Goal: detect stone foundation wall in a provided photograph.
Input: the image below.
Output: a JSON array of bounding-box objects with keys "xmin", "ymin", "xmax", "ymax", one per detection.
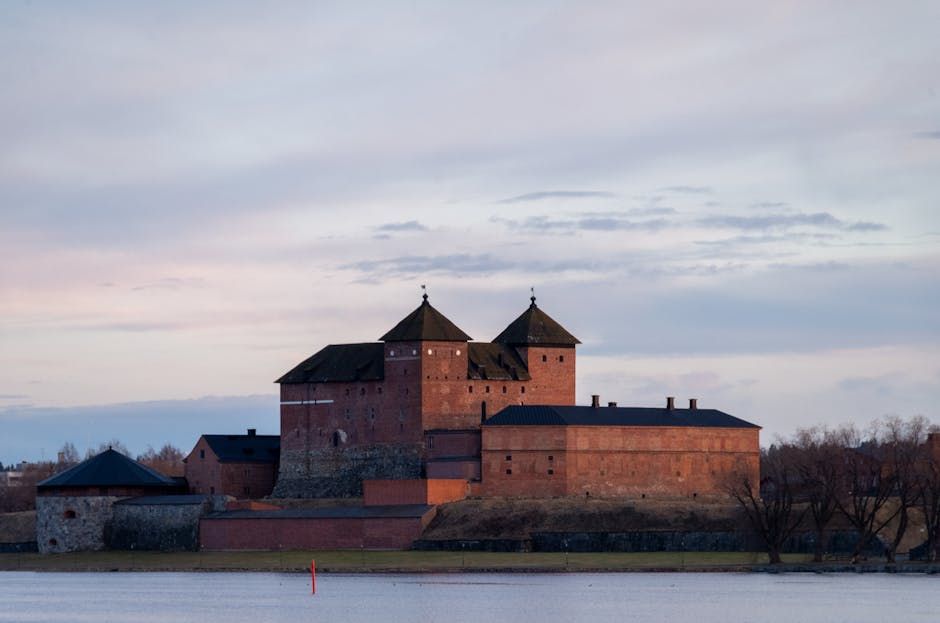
[
  {"xmin": 36, "ymin": 496, "xmax": 118, "ymax": 554},
  {"xmin": 109, "ymin": 502, "xmax": 210, "ymax": 551},
  {"xmin": 272, "ymin": 443, "xmax": 423, "ymax": 498}
]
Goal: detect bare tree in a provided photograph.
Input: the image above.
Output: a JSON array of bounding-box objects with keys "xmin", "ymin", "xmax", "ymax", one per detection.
[
  {"xmin": 57, "ymin": 442, "xmax": 80, "ymax": 467},
  {"xmin": 877, "ymin": 416, "xmax": 929, "ymax": 563},
  {"xmin": 914, "ymin": 431, "xmax": 940, "ymax": 562},
  {"xmin": 86, "ymin": 439, "xmax": 130, "ymax": 458},
  {"xmin": 727, "ymin": 447, "xmax": 806, "ymax": 564},
  {"xmin": 791, "ymin": 427, "xmax": 841, "ymax": 562},
  {"xmin": 137, "ymin": 443, "xmax": 184, "ymax": 477},
  {"xmin": 833, "ymin": 424, "xmax": 900, "ymax": 563}
]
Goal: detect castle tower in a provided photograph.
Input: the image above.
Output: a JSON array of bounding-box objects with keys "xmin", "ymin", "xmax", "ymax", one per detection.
[{"xmin": 492, "ymin": 294, "xmax": 580, "ymax": 405}]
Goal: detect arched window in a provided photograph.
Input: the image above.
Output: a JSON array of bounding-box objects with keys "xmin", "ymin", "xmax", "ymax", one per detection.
[{"xmin": 63, "ymin": 510, "xmax": 77, "ymax": 519}]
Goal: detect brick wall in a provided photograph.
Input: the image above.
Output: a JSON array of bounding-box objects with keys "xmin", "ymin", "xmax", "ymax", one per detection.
[
  {"xmin": 199, "ymin": 512, "xmax": 435, "ymax": 550},
  {"xmin": 481, "ymin": 425, "xmax": 759, "ymax": 498},
  {"xmin": 362, "ymin": 479, "xmax": 467, "ymax": 506}
]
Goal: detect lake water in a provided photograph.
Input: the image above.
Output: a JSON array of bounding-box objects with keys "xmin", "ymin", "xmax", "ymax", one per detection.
[{"xmin": 1, "ymin": 571, "xmax": 938, "ymax": 622}]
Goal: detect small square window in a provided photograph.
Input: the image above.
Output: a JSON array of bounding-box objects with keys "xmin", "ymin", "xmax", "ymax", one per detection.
[
  {"xmin": 506, "ymin": 469, "xmax": 512, "ymax": 475},
  {"xmin": 542, "ymin": 355, "xmax": 547, "ymax": 362},
  {"xmin": 548, "ymin": 455, "xmax": 554, "ymax": 461},
  {"xmin": 559, "ymin": 355, "xmax": 565, "ymax": 362},
  {"xmin": 505, "ymin": 454, "xmax": 512, "ymax": 461},
  {"xmin": 468, "ymin": 386, "xmax": 474, "ymax": 393},
  {"xmin": 548, "ymin": 469, "xmax": 554, "ymax": 475}
]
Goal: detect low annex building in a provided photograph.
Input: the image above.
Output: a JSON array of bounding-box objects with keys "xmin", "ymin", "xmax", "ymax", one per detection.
[
  {"xmin": 481, "ymin": 399, "xmax": 760, "ymax": 498},
  {"xmin": 36, "ymin": 449, "xmax": 185, "ymax": 553},
  {"xmin": 184, "ymin": 429, "xmax": 279, "ymax": 499}
]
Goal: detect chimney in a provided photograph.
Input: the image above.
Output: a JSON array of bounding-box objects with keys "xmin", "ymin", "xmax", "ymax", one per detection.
[
  {"xmin": 666, "ymin": 396, "xmax": 675, "ymax": 410},
  {"xmin": 608, "ymin": 402, "xmax": 617, "ymax": 408},
  {"xmin": 689, "ymin": 398, "xmax": 698, "ymax": 410},
  {"xmin": 591, "ymin": 395, "xmax": 600, "ymax": 408},
  {"xmin": 247, "ymin": 428, "xmax": 257, "ymax": 437}
]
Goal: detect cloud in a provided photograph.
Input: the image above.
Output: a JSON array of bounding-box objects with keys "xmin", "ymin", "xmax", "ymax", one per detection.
[
  {"xmin": 493, "ymin": 213, "xmax": 674, "ymax": 234},
  {"xmin": 375, "ymin": 220, "xmax": 428, "ymax": 232},
  {"xmin": 658, "ymin": 185, "xmax": 713, "ymax": 194},
  {"xmin": 749, "ymin": 201, "xmax": 789, "ymax": 210},
  {"xmin": 913, "ymin": 131, "xmax": 940, "ymax": 140},
  {"xmin": 130, "ymin": 277, "xmax": 206, "ymax": 291},
  {"xmin": 342, "ymin": 253, "xmax": 515, "ymax": 277},
  {"xmin": 497, "ymin": 190, "xmax": 616, "ymax": 204},
  {"xmin": 698, "ymin": 212, "xmax": 888, "ymax": 232}
]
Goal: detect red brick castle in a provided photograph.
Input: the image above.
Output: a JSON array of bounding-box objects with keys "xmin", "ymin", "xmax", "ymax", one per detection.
[
  {"xmin": 273, "ymin": 293, "xmax": 759, "ymax": 499},
  {"xmin": 273, "ymin": 293, "xmax": 579, "ymax": 497}
]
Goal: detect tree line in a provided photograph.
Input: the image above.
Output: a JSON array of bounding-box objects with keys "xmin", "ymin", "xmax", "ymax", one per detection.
[
  {"xmin": 0, "ymin": 441, "xmax": 184, "ymax": 513},
  {"xmin": 728, "ymin": 415, "xmax": 940, "ymax": 563}
]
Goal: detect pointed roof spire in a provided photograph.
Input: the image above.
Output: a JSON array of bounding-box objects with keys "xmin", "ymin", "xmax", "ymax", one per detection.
[
  {"xmin": 421, "ymin": 284, "xmax": 428, "ymax": 303},
  {"xmin": 493, "ymin": 294, "xmax": 580, "ymax": 347},
  {"xmin": 380, "ymin": 292, "xmax": 471, "ymax": 342}
]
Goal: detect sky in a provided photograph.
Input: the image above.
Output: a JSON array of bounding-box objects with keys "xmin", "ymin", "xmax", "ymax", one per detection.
[{"xmin": 1, "ymin": 1, "xmax": 938, "ymax": 464}]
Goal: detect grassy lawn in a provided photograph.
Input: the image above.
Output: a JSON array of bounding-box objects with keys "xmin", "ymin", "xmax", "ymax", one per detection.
[{"xmin": 0, "ymin": 550, "xmax": 814, "ymax": 573}]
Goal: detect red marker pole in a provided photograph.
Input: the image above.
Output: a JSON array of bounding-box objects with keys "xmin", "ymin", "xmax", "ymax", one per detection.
[{"xmin": 311, "ymin": 560, "xmax": 317, "ymax": 595}]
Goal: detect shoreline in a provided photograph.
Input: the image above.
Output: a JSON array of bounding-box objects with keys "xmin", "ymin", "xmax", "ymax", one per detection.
[{"xmin": 2, "ymin": 551, "xmax": 938, "ymax": 574}]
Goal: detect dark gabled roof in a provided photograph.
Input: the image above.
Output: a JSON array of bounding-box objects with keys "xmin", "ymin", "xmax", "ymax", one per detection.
[
  {"xmin": 202, "ymin": 434, "xmax": 280, "ymax": 464},
  {"xmin": 380, "ymin": 296, "xmax": 471, "ymax": 342},
  {"xmin": 37, "ymin": 449, "xmax": 177, "ymax": 490},
  {"xmin": 277, "ymin": 342, "xmax": 384, "ymax": 384},
  {"xmin": 493, "ymin": 298, "xmax": 580, "ymax": 347},
  {"xmin": 484, "ymin": 405, "xmax": 760, "ymax": 429},
  {"xmin": 467, "ymin": 343, "xmax": 531, "ymax": 381}
]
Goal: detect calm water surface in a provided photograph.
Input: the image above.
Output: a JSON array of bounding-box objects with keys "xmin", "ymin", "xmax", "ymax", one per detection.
[{"xmin": 2, "ymin": 571, "xmax": 938, "ymax": 623}]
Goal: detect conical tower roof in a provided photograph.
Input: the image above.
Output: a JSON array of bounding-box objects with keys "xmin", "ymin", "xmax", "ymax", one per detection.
[
  {"xmin": 37, "ymin": 448, "xmax": 177, "ymax": 490},
  {"xmin": 493, "ymin": 295, "xmax": 580, "ymax": 347},
  {"xmin": 380, "ymin": 294, "xmax": 471, "ymax": 342}
]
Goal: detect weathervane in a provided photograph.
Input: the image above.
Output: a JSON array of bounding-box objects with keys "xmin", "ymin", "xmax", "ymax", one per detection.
[
  {"xmin": 421, "ymin": 284, "xmax": 428, "ymax": 302},
  {"xmin": 530, "ymin": 286, "xmax": 536, "ymax": 306}
]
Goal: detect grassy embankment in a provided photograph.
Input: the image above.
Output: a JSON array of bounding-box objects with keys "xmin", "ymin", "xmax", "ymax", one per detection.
[{"xmin": 0, "ymin": 550, "xmax": 809, "ymax": 573}]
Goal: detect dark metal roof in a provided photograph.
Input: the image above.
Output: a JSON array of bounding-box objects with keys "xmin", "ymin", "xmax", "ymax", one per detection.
[
  {"xmin": 493, "ymin": 299, "xmax": 580, "ymax": 347},
  {"xmin": 115, "ymin": 494, "xmax": 208, "ymax": 506},
  {"xmin": 277, "ymin": 342, "xmax": 384, "ymax": 384},
  {"xmin": 37, "ymin": 449, "xmax": 178, "ymax": 490},
  {"xmin": 467, "ymin": 343, "xmax": 531, "ymax": 381},
  {"xmin": 380, "ymin": 297, "xmax": 471, "ymax": 342},
  {"xmin": 202, "ymin": 434, "xmax": 280, "ymax": 464},
  {"xmin": 484, "ymin": 405, "xmax": 760, "ymax": 429},
  {"xmin": 204, "ymin": 504, "xmax": 435, "ymax": 520}
]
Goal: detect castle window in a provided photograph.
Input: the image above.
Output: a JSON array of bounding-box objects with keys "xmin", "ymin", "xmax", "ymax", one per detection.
[
  {"xmin": 427, "ymin": 437, "xmax": 434, "ymax": 449},
  {"xmin": 48, "ymin": 538, "xmax": 58, "ymax": 547},
  {"xmin": 377, "ymin": 387, "xmax": 382, "ymax": 394},
  {"xmin": 412, "ymin": 349, "xmax": 417, "ymax": 356},
  {"xmin": 243, "ymin": 486, "xmax": 250, "ymax": 496},
  {"xmin": 548, "ymin": 455, "xmax": 554, "ymax": 461},
  {"xmin": 548, "ymin": 469, "xmax": 554, "ymax": 475},
  {"xmin": 210, "ymin": 487, "xmax": 215, "ymax": 494},
  {"xmin": 63, "ymin": 510, "xmax": 77, "ymax": 519},
  {"xmin": 345, "ymin": 388, "xmax": 350, "ymax": 396},
  {"xmin": 456, "ymin": 349, "xmax": 461, "ymax": 356},
  {"xmin": 332, "ymin": 431, "xmax": 341, "ymax": 447},
  {"xmin": 485, "ymin": 386, "xmax": 490, "ymax": 393},
  {"xmin": 505, "ymin": 455, "xmax": 512, "ymax": 461},
  {"xmin": 345, "ymin": 408, "xmax": 350, "ymax": 419},
  {"xmin": 502, "ymin": 386, "xmax": 507, "ymax": 394},
  {"xmin": 199, "ymin": 450, "xmax": 205, "ymax": 459},
  {"xmin": 521, "ymin": 386, "xmax": 525, "ymax": 394},
  {"xmin": 427, "ymin": 349, "xmax": 433, "ymax": 355},
  {"xmin": 370, "ymin": 408, "xmax": 375, "ymax": 419},
  {"xmin": 542, "ymin": 355, "xmax": 547, "ymax": 362},
  {"xmin": 360, "ymin": 387, "xmax": 366, "ymax": 396},
  {"xmin": 468, "ymin": 386, "xmax": 473, "ymax": 393},
  {"xmin": 506, "ymin": 469, "xmax": 512, "ymax": 475},
  {"xmin": 559, "ymin": 355, "xmax": 565, "ymax": 362},
  {"xmin": 390, "ymin": 350, "xmax": 396, "ymax": 357}
]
